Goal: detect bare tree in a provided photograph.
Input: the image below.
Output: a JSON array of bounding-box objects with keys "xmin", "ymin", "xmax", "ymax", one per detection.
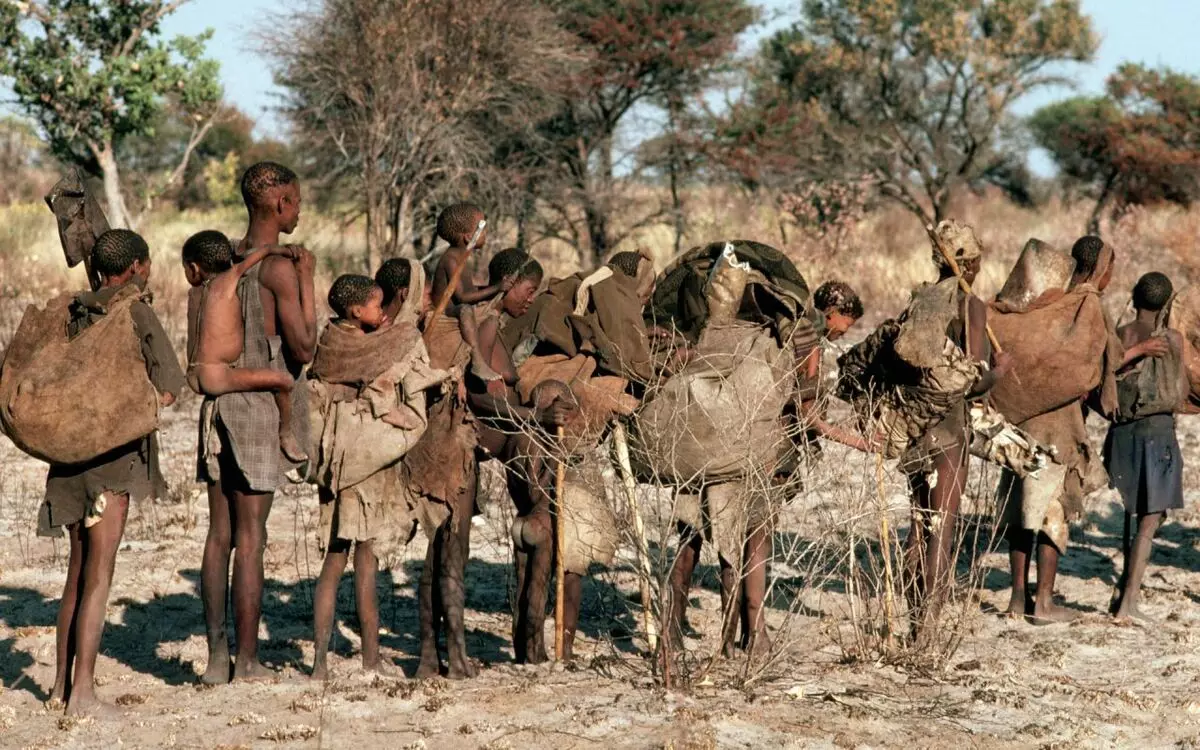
[{"xmin": 266, "ymin": 0, "xmax": 579, "ymax": 270}]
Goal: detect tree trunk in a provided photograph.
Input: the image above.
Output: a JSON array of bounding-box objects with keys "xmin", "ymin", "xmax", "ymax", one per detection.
[
  {"xmin": 393, "ymin": 187, "xmax": 414, "ymax": 260},
  {"xmin": 94, "ymin": 141, "xmax": 132, "ymax": 230},
  {"xmin": 666, "ymin": 99, "xmax": 685, "ymax": 255},
  {"xmin": 584, "ymin": 195, "xmax": 609, "ymax": 269},
  {"xmin": 1087, "ymin": 170, "xmax": 1119, "ymax": 237},
  {"xmin": 363, "ymin": 162, "xmax": 385, "ymax": 273},
  {"xmin": 515, "ymin": 191, "xmax": 535, "ymax": 251}
]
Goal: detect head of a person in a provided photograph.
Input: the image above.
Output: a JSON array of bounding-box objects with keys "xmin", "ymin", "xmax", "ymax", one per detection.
[
  {"xmin": 813, "ymin": 280, "xmax": 864, "ymax": 341},
  {"xmin": 436, "ymin": 202, "xmax": 487, "ymax": 250},
  {"xmin": 375, "ymin": 258, "xmax": 414, "ymax": 320},
  {"xmin": 489, "ymin": 248, "xmax": 543, "ymax": 318},
  {"xmin": 1133, "ymin": 271, "xmax": 1173, "ymax": 313},
  {"xmin": 529, "ymin": 379, "xmax": 577, "ymax": 412},
  {"xmin": 181, "ymin": 230, "xmax": 234, "ymax": 287},
  {"xmin": 1071, "ymin": 235, "xmax": 1113, "ymax": 291},
  {"xmin": 328, "ymin": 274, "xmax": 387, "ymax": 330},
  {"xmin": 241, "ymin": 161, "xmax": 301, "ymax": 234},
  {"xmin": 608, "ymin": 250, "xmax": 656, "ymax": 305},
  {"xmin": 92, "ymin": 229, "xmax": 152, "ymax": 288}
]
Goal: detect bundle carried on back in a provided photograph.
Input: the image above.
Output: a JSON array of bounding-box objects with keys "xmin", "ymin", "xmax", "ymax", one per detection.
[
  {"xmin": 0, "ymin": 285, "xmax": 159, "ymax": 464},
  {"xmin": 836, "ymin": 279, "xmax": 981, "ymax": 459},
  {"xmin": 1166, "ymin": 286, "xmax": 1200, "ymax": 408},
  {"xmin": 1115, "ymin": 302, "xmax": 1187, "ymax": 423},
  {"xmin": 634, "ymin": 247, "xmax": 799, "ymax": 484},
  {"xmin": 988, "ymin": 239, "xmax": 1113, "ymax": 425}
]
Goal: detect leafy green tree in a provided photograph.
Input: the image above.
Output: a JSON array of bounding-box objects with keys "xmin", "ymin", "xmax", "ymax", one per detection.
[
  {"xmin": 0, "ymin": 1, "xmax": 222, "ymax": 227},
  {"xmin": 708, "ymin": 0, "xmax": 1095, "ymax": 226},
  {"xmin": 1031, "ymin": 63, "xmax": 1200, "ymax": 233}
]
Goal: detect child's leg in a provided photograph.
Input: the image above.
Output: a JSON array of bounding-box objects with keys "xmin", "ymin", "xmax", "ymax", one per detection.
[
  {"xmin": 50, "ymin": 523, "xmax": 85, "ymax": 705},
  {"xmin": 1030, "ymin": 534, "xmax": 1076, "ymax": 624},
  {"xmin": 740, "ymin": 523, "xmax": 771, "ymax": 657},
  {"xmin": 312, "ymin": 539, "xmax": 350, "ymax": 681},
  {"xmin": 718, "ymin": 554, "xmax": 741, "ymax": 659},
  {"xmin": 562, "ymin": 572, "xmax": 583, "ymax": 661},
  {"xmin": 666, "ymin": 522, "xmax": 702, "ymax": 650},
  {"xmin": 273, "ymin": 389, "xmax": 307, "ymax": 463},
  {"xmin": 417, "ymin": 534, "xmax": 444, "ymax": 679},
  {"xmin": 1115, "ymin": 512, "xmax": 1165, "ymax": 621},
  {"xmin": 458, "ymin": 306, "xmax": 502, "ymax": 382},
  {"xmin": 1005, "ymin": 528, "xmax": 1034, "ymax": 616},
  {"xmin": 194, "ymin": 363, "xmax": 293, "ymax": 397},
  {"xmin": 353, "ymin": 541, "xmax": 385, "ymax": 672},
  {"xmin": 65, "ymin": 493, "xmax": 129, "ymax": 718}
]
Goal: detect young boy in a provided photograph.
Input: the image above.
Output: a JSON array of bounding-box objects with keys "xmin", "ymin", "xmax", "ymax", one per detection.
[
  {"xmin": 310, "ymin": 274, "xmax": 395, "ymax": 679},
  {"xmin": 430, "ymin": 202, "xmax": 513, "ymax": 383},
  {"xmin": 41, "ymin": 229, "xmax": 185, "ymax": 716},
  {"xmin": 182, "ymin": 230, "xmax": 307, "ymax": 463},
  {"xmin": 1105, "ymin": 271, "xmax": 1183, "ymax": 622}
]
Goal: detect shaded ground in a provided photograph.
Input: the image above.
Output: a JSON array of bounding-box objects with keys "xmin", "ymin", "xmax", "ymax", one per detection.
[{"xmin": 3, "ymin": 402, "xmax": 1200, "ymax": 749}]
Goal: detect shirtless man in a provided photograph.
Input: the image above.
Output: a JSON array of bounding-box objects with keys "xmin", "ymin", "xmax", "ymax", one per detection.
[
  {"xmin": 182, "ymin": 230, "xmax": 306, "ymax": 462},
  {"xmin": 198, "ymin": 162, "xmax": 317, "ymax": 684}
]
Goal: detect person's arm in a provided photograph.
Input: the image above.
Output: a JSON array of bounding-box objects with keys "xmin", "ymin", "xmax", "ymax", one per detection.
[
  {"xmin": 262, "ymin": 247, "xmax": 317, "ymax": 364},
  {"xmin": 793, "ymin": 341, "xmax": 873, "ymax": 452},
  {"xmin": 1119, "ymin": 336, "xmax": 1169, "ymax": 370},
  {"xmin": 965, "ymin": 295, "xmax": 1012, "ymax": 398},
  {"xmin": 455, "ymin": 282, "xmax": 507, "ymax": 306},
  {"xmin": 132, "ymin": 301, "xmax": 186, "ymax": 408}
]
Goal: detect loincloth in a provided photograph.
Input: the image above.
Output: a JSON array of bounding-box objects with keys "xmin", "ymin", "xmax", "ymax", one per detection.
[
  {"xmin": 674, "ymin": 480, "xmax": 772, "ymax": 567},
  {"xmin": 318, "ymin": 468, "xmax": 418, "ymax": 557},
  {"xmin": 40, "ymin": 437, "xmax": 159, "ymax": 537}
]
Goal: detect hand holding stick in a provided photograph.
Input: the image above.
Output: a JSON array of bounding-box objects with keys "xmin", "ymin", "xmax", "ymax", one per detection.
[
  {"xmin": 554, "ymin": 424, "xmax": 567, "ymax": 661},
  {"xmin": 423, "ymin": 219, "xmax": 487, "ymax": 343}
]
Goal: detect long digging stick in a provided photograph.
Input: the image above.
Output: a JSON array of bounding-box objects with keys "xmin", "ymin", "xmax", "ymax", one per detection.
[
  {"xmin": 875, "ymin": 453, "xmax": 897, "ymax": 651},
  {"xmin": 423, "ymin": 219, "xmax": 486, "ymax": 344},
  {"xmin": 555, "ymin": 425, "xmax": 568, "ymax": 661},
  {"xmin": 611, "ymin": 421, "xmax": 659, "ymax": 653}
]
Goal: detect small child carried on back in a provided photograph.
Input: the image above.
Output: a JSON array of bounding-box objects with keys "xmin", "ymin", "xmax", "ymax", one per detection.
[
  {"xmin": 308, "ymin": 269, "xmax": 449, "ymax": 678},
  {"xmin": 182, "ymin": 230, "xmax": 307, "ymax": 462},
  {"xmin": 1105, "ymin": 271, "xmax": 1185, "ymax": 622},
  {"xmin": 429, "ymin": 202, "xmax": 515, "ymax": 385}
]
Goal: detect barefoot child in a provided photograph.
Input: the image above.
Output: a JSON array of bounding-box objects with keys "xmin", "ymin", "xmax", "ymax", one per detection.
[
  {"xmin": 1106, "ymin": 272, "xmax": 1183, "ymax": 622},
  {"xmin": 309, "ymin": 273, "xmax": 447, "ymax": 678},
  {"xmin": 183, "ymin": 230, "xmax": 307, "ymax": 463},
  {"xmin": 41, "ymin": 229, "xmax": 185, "ymax": 715},
  {"xmin": 430, "ymin": 202, "xmax": 513, "ymax": 383}
]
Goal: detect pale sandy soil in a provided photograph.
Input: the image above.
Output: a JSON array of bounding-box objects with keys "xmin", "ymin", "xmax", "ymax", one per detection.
[{"xmin": 4, "ymin": 397, "xmax": 1200, "ymax": 750}]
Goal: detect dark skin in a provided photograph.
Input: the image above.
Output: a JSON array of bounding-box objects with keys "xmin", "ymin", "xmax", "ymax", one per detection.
[
  {"xmin": 502, "ymin": 383, "xmax": 583, "ymax": 663},
  {"xmin": 907, "ymin": 258, "xmax": 1012, "ymax": 630},
  {"xmin": 416, "ymin": 275, "xmax": 573, "ymax": 678},
  {"xmin": 201, "ymin": 180, "xmax": 317, "ymax": 685},
  {"xmin": 51, "ymin": 261, "xmax": 179, "ymax": 717},
  {"xmin": 311, "ymin": 290, "xmax": 398, "ymax": 679},
  {"xmin": 1003, "ymin": 255, "xmax": 1133, "ymax": 624}
]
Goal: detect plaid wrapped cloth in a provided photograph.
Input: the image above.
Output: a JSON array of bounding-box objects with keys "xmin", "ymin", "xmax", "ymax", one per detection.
[{"xmin": 197, "ymin": 264, "xmax": 310, "ymax": 492}]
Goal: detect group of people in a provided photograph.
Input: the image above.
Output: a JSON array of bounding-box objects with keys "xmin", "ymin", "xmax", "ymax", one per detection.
[{"xmin": 26, "ymin": 160, "xmax": 1191, "ymax": 719}]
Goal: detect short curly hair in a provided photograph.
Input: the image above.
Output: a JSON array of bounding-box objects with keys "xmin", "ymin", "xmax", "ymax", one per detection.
[
  {"xmin": 1133, "ymin": 272, "xmax": 1173, "ymax": 312},
  {"xmin": 436, "ymin": 202, "xmax": 485, "ymax": 246},
  {"xmin": 375, "ymin": 258, "xmax": 413, "ymax": 306},
  {"xmin": 1071, "ymin": 235, "xmax": 1106, "ymax": 280},
  {"xmin": 813, "ymin": 280, "xmax": 864, "ymax": 319},
  {"xmin": 92, "ymin": 229, "xmax": 150, "ymax": 277},
  {"xmin": 240, "ymin": 161, "xmax": 297, "ymax": 211},
  {"xmin": 182, "ymin": 230, "xmax": 233, "ymax": 274},
  {"xmin": 327, "ymin": 274, "xmax": 380, "ymax": 319},
  {"xmin": 488, "ymin": 248, "xmax": 543, "ymax": 287}
]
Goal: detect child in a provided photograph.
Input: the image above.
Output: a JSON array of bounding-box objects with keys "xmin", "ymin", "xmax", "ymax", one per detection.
[
  {"xmin": 310, "ymin": 274, "xmax": 393, "ymax": 679},
  {"xmin": 430, "ymin": 202, "xmax": 513, "ymax": 383},
  {"xmin": 41, "ymin": 229, "xmax": 185, "ymax": 716},
  {"xmin": 1106, "ymin": 271, "xmax": 1182, "ymax": 622},
  {"xmin": 813, "ymin": 280, "xmax": 865, "ymax": 342},
  {"xmin": 182, "ymin": 230, "xmax": 307, "ymax": 463}
]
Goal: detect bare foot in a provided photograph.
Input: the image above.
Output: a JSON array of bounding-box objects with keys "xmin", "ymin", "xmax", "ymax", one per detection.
[
  {"xmin": 1115, "ymin": 602, "xmax": 1157, "ymax": 624},
  {"xmin": 44, "ymin": 696, "xmax": 66, "ymax": 712},
  {"xmin": 311, "ymin": 660, "xmax": 329, "ymax": 682},
  {"xmin": 200, "ymin": 651, "xmax": 232, "ymax": 686},
  {"xmin": 415, "ymin": 655, "xmax": 442, "ymax": 680},
  {"xmin": 362, "ymin": 658, "xmax": 402, "ymax": 678},
  {"xmin": 1002, "ymin": 591, "xmax": 1034, "ymax": 619},
  {"xmin": 233, "ymin": 660, "xmax": 277, "ymax": 683},
  {"xmin": 280, "ymin": 431, "xmax": 308, "ymax": 465},
  {"xmin": 66, "ymin": 693, "xmax": 123, "ymax": 720},
  {"xmin": 1028, "ymin": 602, "xmax": 1080, "ymax": 626},
  {"xmin": 446, "ymin": 654, "xmax": 478, "ymax": 680},
  {"xmin": 745, "ymin": 629, "xmax": 772, "ymax": 660}
]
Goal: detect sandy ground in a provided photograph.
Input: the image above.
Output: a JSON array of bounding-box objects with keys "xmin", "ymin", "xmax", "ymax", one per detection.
[{"xmin": 4, "ymin": 396, "xmax": 1200, "ymax": 750}]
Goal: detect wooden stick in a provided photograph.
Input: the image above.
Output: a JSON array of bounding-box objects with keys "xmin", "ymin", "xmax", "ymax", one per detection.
[
  {"xmin": 554, "ymin": 425, "xmax": 567, "ymax": 661},
  {"xmin": 423, "ymin": 219, "xmax": 486, "ymax": 343},
  {"xmin": 926, "ymin": 224, "xmax": 1003, "ymax": 354},
  {"xmin": 875, "ymin": 452, "xmax": 896, "ymax": 651},
  {"xmin": 611, "ymin": 421, "xmax": 659, "ymax": 652}
]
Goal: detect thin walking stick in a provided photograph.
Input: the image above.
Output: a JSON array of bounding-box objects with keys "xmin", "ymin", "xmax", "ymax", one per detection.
[
  {"xmin": 423, "ymin": 219, "xmax": 486, "ymax": 344},
  {"xmin": 555, "ymin": 425, "xmax": 567, "ymax": 661},
  {"xmin": 611, "ymin": 421, "xmax": 659, "ymax": 652}
]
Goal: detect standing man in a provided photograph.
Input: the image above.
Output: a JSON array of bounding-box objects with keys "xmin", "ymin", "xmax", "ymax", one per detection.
[{"xmin": 197, "ymin": 162, "xmax": 317, "ymax": 683}]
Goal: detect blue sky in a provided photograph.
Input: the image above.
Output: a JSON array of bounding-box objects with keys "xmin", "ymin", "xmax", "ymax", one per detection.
[{"xmin": 151, "ymin": 0, "xmax": 1200, "ymax": 168}]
